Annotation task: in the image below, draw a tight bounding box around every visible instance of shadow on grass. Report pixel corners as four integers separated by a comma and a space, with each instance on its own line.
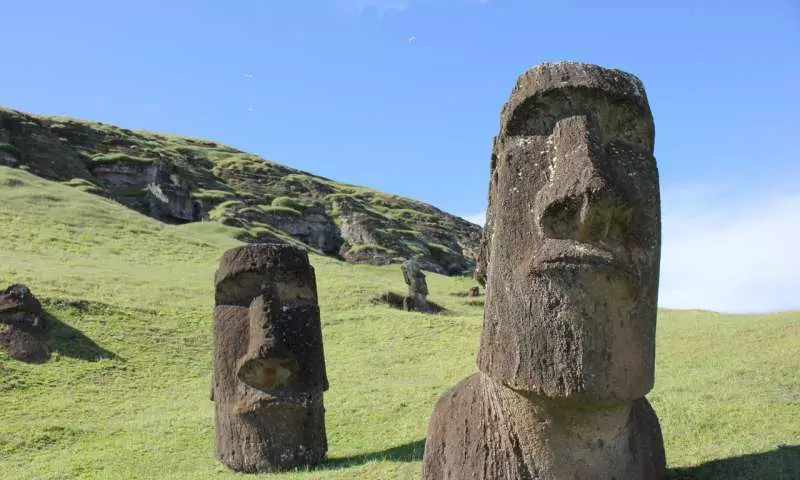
44, 312, 120, 362
668, 445, 800, 480
317, 439, 425, 470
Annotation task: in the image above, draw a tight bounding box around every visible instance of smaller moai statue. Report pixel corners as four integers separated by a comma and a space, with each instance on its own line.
212, 244, 328, 473
402, 257, 431, 312
0, 284, 48, 363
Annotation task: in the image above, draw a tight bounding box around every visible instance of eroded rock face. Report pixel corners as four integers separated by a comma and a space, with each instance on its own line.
0, 284, 49, 363
260, 207, 343, 254
0, 151, 19, 167
212, 244, 328, 472
147, 160, 202, 223
423, 62, 665, 479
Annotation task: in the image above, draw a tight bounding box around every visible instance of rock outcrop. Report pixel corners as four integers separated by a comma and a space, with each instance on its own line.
0, 107, 481, 274
0, 284, 49, 363
423, 62, 666, 480
146, 160, 202, 223
212, 244, 328, 472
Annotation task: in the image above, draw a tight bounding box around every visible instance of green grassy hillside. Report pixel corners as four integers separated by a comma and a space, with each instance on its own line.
0, 166, 798, 479
0, 107, 481, 276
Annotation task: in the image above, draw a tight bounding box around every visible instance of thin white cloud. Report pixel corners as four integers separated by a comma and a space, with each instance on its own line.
659, 186, 800, 313
461, 185, 800, 313
349, 0, 409, 14
243, 73, 254, 79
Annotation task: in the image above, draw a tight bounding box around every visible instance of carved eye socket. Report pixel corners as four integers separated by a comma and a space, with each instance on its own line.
578, 193, 632, 245
540, 192, 633, 246
540, 196, 581, 239
237, 356, 298, 390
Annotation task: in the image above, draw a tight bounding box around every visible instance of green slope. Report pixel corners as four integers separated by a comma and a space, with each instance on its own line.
0, 107, 482, 276
0, 166, 798, 479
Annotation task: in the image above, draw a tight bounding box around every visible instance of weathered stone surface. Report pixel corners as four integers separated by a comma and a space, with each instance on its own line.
259, 207, 343, 254
423, 62, 665, 479
0, 284, 49, 363
340, 244, 394, 266
0, 151, 19, 167
90, 161, 153, 189
146, 160, 202, 223
423, 373, 665, 480
477, 62, 660, 401
212, 244, 328, 472
402, 257, 431, 313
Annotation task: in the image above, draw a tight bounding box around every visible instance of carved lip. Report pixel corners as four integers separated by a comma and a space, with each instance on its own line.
532, 240, 631, 274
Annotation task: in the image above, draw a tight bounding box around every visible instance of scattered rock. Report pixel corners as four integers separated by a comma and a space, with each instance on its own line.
212, 244, 328, 472
373, 291, 444, 314
0, 151, 19, 167
0, 284, 49, 363
423, 62, 666, 480
340, 244, 394, 266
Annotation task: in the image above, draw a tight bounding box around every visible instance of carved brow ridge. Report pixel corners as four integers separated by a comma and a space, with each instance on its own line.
505, 86, 651, 137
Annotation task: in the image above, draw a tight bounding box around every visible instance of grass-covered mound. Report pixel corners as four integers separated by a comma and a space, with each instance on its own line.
0, 166, 798, 479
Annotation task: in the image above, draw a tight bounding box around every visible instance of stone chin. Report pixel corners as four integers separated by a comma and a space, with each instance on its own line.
479, 262, 656, 404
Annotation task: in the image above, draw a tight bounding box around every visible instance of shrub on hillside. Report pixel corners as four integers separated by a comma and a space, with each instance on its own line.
271, 196, 306, 211
90, 152, 153, 165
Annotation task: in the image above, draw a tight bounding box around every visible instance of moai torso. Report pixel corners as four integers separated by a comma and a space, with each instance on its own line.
212, 244, 328, 472
423, 62, 666, 479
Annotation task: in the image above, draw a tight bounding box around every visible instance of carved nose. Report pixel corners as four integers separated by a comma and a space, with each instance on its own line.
538, 116, 632, 245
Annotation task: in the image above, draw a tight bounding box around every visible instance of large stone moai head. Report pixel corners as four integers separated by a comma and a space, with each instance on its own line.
477, 62, 661, 403
212, 244, 328, 472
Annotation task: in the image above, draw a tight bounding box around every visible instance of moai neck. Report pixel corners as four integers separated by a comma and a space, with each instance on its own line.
483, 373, 664, 480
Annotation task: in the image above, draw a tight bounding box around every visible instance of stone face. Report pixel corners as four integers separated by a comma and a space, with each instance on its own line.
0, 284, 49, 363
478, 62, 660, 402
423, 62, 665, 480
212, 244, 328, 472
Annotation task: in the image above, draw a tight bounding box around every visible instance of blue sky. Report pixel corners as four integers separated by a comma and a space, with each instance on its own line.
2, 0, 798, 312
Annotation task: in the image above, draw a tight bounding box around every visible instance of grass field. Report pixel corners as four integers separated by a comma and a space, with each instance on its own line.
0, 165, 798, 479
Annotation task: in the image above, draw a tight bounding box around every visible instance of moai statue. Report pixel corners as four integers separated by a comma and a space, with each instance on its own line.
0, 284, 48, 363
422, 62, 666, 480
212, 244, 328, 472
402, 257, 431, 312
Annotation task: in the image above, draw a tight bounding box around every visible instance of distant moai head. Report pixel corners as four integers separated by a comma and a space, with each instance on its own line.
213, 244, 328, 472
477, 62, 661, 403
